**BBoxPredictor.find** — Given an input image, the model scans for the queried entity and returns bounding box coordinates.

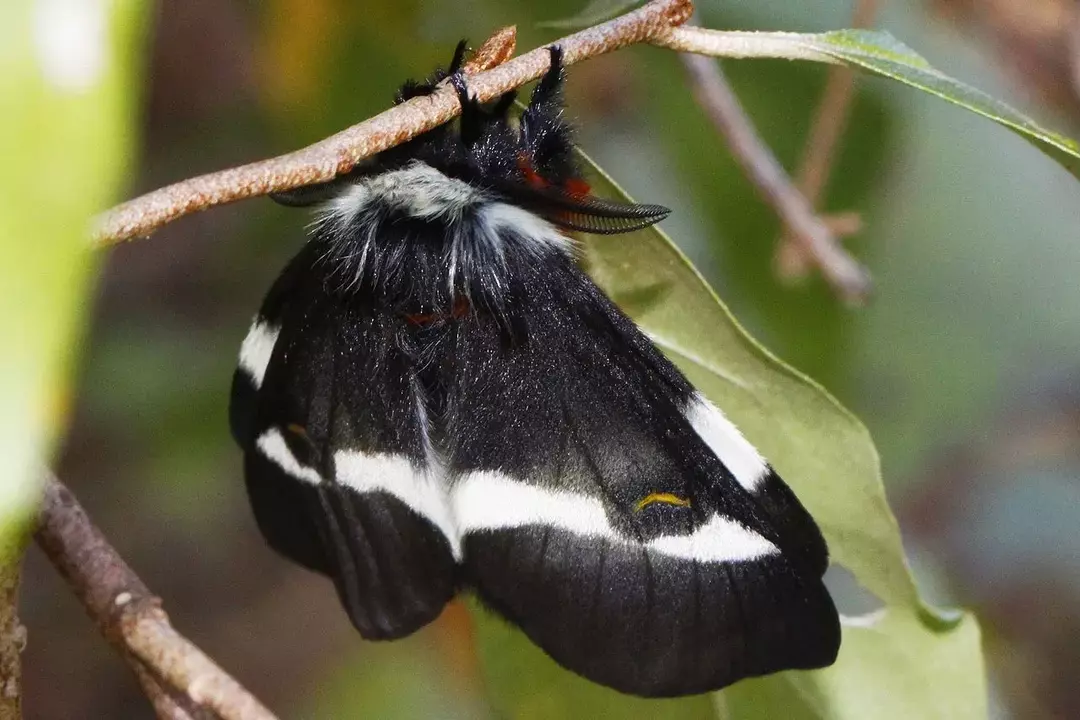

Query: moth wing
[230,243,458,640]
[446,255,840,696]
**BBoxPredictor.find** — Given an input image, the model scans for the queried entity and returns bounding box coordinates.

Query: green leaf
[735,28,1080,180]
[0,2,147,545]
[813,29,1080,178]
[469,155,986,717]
[725,609,984,720]
[475,605,715,719]
[303,626,490,720]
[537,0,644,30]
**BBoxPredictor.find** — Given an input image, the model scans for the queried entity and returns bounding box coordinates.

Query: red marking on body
[517,154,596,229]
[563,178,591,198]
[404,297,471,326]
[518,154,548,188]
[404,311,437,326]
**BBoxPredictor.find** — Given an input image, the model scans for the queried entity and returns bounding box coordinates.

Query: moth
[229,42,840,697]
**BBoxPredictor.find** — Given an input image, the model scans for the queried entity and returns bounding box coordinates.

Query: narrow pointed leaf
[809,29,1080,179]
[708,28,1080,180]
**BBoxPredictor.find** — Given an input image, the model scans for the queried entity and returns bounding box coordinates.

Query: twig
[33,473,276,720]
[93,0,694,245]
[0,539,27,720]
[124,616,269,720]
[776,0,879,280]
[131,663,215,720]
[91,0,872,301]
[677,45,870,301]
[1070,5,1080,102]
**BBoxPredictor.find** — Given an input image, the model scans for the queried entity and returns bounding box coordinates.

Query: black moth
[229,42,840,697]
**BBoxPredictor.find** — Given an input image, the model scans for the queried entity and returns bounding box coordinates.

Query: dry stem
[678,46,870,301]
[0,541,26,720]
[93,0,693,245]
[34,474,276,720]
[776,0,880,281]
[91,0,874,299]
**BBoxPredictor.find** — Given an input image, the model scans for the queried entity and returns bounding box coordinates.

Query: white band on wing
[254,427,462,560]
[238,319,280,388]
[452,470,777,564]
[685,393,769,493]
[257,425,776,566]
[335,450,461,561]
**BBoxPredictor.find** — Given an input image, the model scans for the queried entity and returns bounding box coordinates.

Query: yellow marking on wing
[636,493,691,512]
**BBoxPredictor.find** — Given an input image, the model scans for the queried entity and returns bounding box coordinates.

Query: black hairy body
[230,44,840,697]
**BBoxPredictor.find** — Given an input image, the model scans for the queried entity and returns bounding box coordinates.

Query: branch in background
[775,0,880,282]
[677,48,871,302]
[93,0,694,245]
[1,540,27,720]
[1070,6,1080,102]
[33,473,277,720]
[131,662,217,720]
[92,0,871,301]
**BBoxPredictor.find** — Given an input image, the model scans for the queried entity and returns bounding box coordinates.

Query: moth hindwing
[230,43,841,697]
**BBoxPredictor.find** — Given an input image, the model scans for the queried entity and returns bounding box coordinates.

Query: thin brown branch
[0,538,27,720]
[1070,5,1080,102]
[123,615,270,720]
[790,62,859,209]
[464,25,518,75]
[677,46,870,302]
[796,0,879,203]
[92,0,870,301]
[33,473,276,720]
[93,0,693,245]
[132,663,215,720]
[776,0,879,280]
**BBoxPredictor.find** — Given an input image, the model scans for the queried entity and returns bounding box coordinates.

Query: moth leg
[520,46,578,184]
[450,73,485,148]
[528,45,565,114]
[447,39,469,74]
[397,39,470,103]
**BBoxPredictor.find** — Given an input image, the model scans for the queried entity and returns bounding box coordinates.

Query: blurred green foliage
[17,0,1080,718]
[0,1,146,542]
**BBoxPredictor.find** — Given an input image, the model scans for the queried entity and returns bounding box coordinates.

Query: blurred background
[17,0,1080,717]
